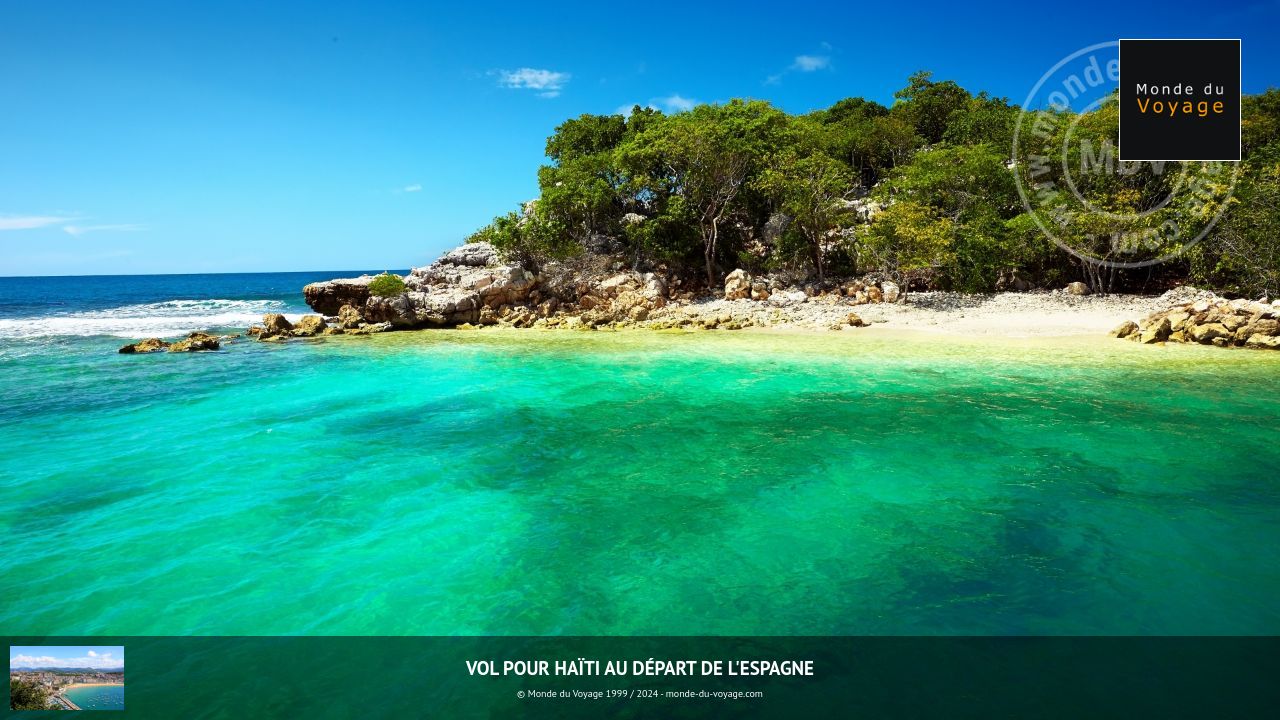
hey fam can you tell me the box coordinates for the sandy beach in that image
[637,288,1209,338]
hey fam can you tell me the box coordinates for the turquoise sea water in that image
[62,684,125,710]
[2,283,1279,636]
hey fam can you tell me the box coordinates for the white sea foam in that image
[0,299,304,339]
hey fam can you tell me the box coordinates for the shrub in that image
[368,273,406,297]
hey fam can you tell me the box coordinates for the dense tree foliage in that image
[468,74,1280,296]
[10,678,57,710]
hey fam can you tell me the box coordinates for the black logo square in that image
[1120,39,1241,161]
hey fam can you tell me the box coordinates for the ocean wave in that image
[0,299,303,339]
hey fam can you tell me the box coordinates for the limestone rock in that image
[365,288,480,327]
[262,313,294,336]
[1066,281,1091,296]
[292,315,328,337]
[1138,318,1171,344]
[1189,322,1229,344]
[881,281,900,303]
[336,304,363,329]
[769,290,807,306]
[437,242,499,267]
[724,269,751,300]
[1245,334,1280,349]
[168,332,220,352]
[866,286,884,303]
[1109,320,1139,339]
[303,276,373,315]
[119,338,170,354]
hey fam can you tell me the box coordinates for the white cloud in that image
[0,215,76,231]
[403,183,422,193]
[766,47,837,85]
[10,651,121,669]
[791,55,831,72]
[62,223,146,236]
[496,68,570,98]
[656,94,697,112]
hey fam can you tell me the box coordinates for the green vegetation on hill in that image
[469,72,1280,296]
[10,678,58,710]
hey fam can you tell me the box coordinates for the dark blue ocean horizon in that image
[0,270,409,340]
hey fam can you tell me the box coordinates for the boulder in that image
[1066,281,1091,296]
[641,273,668,306]
[1109,320,1139,339]
[119,338,170,354]
[724,269,751,300]
[866,286,884,303]
[405,242,534,312]
[303,276,373,315]
[1189,322,1230,345]
[881,281,900,303]
[169,332,220,352]
[846,312,866,327]
[750,282,770,301]
[292,315,328,337]
[336,304,363,329]
[769,290,808,306]
[346,322,393,335]
[438,242,500,267]
[1245,334,1280,350]
[1138,318,1171,344]
[365,288,480,327]
[262,313,294,336]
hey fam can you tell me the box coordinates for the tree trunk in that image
[809,232,824,283]
[704,220,719,289]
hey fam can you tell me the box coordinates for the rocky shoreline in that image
[1111,291,1280,349]
[115,241,1280,351]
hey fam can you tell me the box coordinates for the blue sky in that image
[2,0,1277,276]
[10,646,124,669]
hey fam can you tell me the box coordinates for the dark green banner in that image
[6,637,1278,718]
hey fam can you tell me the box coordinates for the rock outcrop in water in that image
[303,276,373,315]
[1112,294,1280,349]
[119,332,222,353]
[247,312,389,341]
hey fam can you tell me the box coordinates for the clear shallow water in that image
[62,684,125,710]
[1,275,1278,636]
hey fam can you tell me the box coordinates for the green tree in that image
[757,125,855,281]
[618,100,790,285]
[857,201,956,292]
[943,92,1018,149]
[892,71,972,145]
[10,678,56,710]
[467,206,576,270]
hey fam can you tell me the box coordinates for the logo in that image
[1012,41,1240,269]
